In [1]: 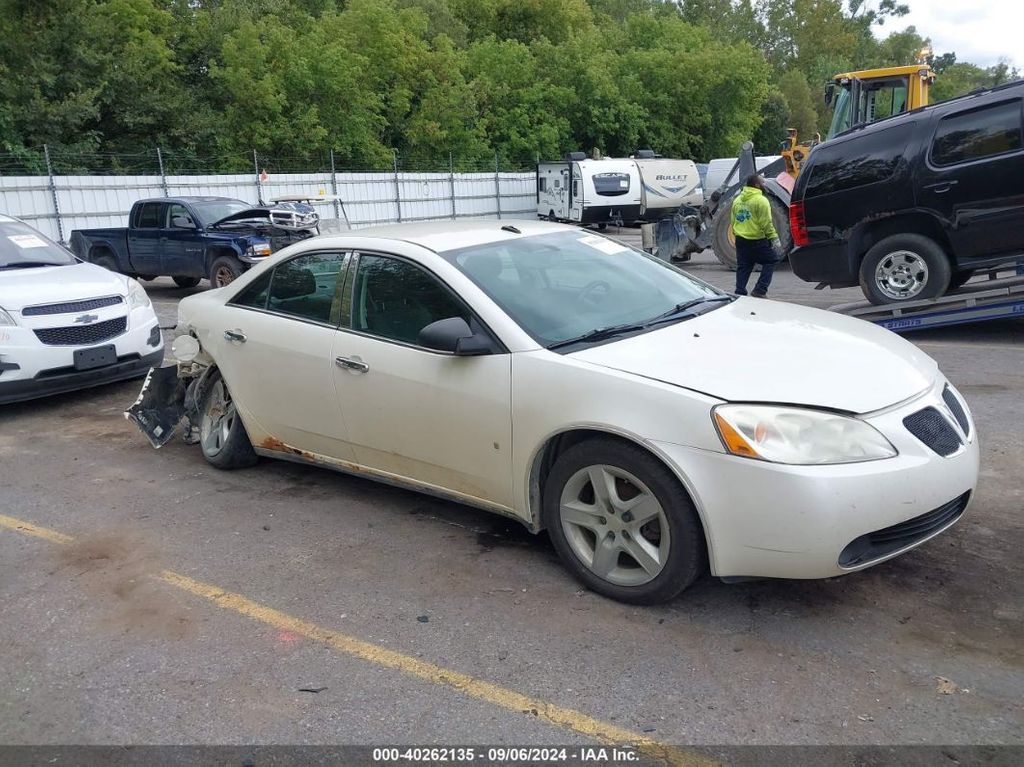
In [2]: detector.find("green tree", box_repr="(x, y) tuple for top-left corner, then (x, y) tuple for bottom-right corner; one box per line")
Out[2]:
(778, 69), (818, 140)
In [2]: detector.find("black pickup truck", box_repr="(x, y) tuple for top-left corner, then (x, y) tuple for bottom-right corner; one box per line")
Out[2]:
(69, 196), (319, 288)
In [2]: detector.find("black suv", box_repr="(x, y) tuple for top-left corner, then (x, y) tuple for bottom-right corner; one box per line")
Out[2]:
(789, 80), (1024, 304)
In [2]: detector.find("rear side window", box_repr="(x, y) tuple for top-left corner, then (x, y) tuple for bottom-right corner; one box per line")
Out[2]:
(805, 122), (915, 197)
(931, 100), (1023, 167)
(134, 203), (163, 229)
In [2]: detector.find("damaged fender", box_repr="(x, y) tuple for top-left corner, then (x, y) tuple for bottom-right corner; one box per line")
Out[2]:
(125, 364), (209, 448)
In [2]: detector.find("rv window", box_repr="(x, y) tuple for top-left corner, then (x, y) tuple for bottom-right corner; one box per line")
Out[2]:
(573, 180), (580, 196)
(593, 172), (630, 196)
(554, 179), (560, 189)
(538, 177), (547, 192)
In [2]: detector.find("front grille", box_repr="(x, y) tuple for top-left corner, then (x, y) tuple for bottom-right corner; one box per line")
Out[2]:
(33, 316), (127, 346)
(903, 407), (962, 457)
(22, 295), (123, 316)
(839, 492), (970, 567)
(942, 385), (970, 437)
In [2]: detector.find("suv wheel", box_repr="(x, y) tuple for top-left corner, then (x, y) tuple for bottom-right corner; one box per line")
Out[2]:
(859, 234), (951, 305)
(543, 438), (705, 604)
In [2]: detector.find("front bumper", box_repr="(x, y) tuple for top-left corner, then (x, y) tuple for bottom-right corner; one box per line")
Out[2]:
(0, 309), (164, 405)
(653, 381), (979, 580)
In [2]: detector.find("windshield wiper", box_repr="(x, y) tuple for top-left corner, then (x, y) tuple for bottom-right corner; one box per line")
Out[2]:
(646, 294), (734, 325)
(547, 322), (647, 350)
(0, 261), (67, 270)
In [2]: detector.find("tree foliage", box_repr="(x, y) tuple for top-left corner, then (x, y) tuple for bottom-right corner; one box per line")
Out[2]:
(0, 0), (1015, 169)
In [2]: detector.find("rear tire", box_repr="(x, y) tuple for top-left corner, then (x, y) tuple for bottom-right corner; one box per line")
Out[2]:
(137, 275), (157, 281)
(91, 252), (119, 273)
(173, 276), (201, 288)
(859, 234), (951, 305)
(543, 438), (705, 604)
(711, 199), (737, 270)
(197, 370), (258, 470)
(209, 256), (244, 288)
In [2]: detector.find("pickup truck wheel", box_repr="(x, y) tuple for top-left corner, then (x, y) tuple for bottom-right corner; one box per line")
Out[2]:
(210, 256), (243, 288)
(859, 234), (951, 305)
(198, 370), (258, 470)
(92, 254), (119, 273)
(173, 276), (201, 288)
(137, 275), (157, 281)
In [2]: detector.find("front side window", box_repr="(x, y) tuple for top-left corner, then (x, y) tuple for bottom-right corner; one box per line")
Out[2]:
(350, 254), (470, 345)
(931, 100), (1023, 167)
(441, 231), (721, 347)
(135, 203), (163, 229)
(168, 204), (196, 229)
(229, 252), (348, 325)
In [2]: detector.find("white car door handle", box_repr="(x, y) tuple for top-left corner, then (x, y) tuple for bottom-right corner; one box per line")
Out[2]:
(335, 356), (369, 373)
(223, 329), (247, 343)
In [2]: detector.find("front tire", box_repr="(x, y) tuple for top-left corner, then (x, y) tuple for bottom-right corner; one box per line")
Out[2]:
(859, 234), (951, 305)
(543, 438), (705, 604)
(209, 256), (244, 288)
(198, 370), (258, 470)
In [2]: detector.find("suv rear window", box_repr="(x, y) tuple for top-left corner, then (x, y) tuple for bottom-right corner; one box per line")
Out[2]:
(805, 122), (915, 197)
(931, 99), (1023, 167)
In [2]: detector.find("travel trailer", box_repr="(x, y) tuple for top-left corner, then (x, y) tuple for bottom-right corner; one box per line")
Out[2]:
(537, 151), (702, 226)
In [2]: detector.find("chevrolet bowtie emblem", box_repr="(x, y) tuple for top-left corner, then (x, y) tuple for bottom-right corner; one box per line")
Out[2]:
(74, 313), (99, 324)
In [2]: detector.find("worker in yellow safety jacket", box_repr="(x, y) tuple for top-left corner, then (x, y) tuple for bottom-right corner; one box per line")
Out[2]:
(731, 174), (783, 297)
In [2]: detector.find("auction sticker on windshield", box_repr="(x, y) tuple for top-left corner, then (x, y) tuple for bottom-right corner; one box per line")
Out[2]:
(578, 234), (629, 255)
(8, 234), (48, 248)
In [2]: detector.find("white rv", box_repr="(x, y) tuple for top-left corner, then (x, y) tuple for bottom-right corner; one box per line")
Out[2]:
(537, 152), (702, 226)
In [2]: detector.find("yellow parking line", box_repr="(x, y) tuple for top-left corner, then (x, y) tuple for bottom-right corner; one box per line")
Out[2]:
(0, 513), (709, 766)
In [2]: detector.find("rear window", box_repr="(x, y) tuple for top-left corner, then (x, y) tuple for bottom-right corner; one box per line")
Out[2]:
(804, 122), (915, 197)
(931, 99), (1023, 167)
(134, 202), (163, 229)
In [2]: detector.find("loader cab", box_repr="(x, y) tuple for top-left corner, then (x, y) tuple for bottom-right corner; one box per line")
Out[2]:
(826, 65), (934, 140)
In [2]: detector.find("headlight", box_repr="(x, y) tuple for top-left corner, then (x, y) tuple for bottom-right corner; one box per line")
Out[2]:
(127, 278), (151, 310)
(0, 307), (15, 326)
(713, 404), (897, 465)
(246, 242), (272, 257)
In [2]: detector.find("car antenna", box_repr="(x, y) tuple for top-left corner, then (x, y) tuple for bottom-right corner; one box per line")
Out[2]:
(501, 224), (521, 234)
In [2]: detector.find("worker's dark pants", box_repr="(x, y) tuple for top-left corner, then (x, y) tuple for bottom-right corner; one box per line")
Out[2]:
(735, 236), (778, 296)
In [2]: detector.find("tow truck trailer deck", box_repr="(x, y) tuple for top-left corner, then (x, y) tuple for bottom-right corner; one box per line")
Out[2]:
(829, 270), (1024, 333)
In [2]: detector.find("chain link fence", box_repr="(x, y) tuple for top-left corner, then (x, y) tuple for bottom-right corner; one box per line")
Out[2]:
(0, 147), (540, 243)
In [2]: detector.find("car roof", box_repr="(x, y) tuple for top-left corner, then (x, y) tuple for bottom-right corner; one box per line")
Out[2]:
(135, 196), (244, 204)
(343, 219), (573, 252)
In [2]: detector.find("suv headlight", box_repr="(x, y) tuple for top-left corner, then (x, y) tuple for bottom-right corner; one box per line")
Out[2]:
(713, 404), (897, 465)
(0, 307), (15, 326)
(127, 278), (151, 310)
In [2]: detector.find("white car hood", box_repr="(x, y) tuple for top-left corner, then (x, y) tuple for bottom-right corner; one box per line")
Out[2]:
(0, 262), (128, 312)
(571, 297), (937, 414)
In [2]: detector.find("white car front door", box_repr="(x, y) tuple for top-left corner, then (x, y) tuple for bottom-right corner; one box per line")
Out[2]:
(205, 251), (356, 459)
(330, 252), (514, 510)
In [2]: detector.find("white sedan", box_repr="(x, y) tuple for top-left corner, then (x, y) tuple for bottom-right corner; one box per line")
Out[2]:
(0, 214), (163, 404)
(131, 220), (978, 604)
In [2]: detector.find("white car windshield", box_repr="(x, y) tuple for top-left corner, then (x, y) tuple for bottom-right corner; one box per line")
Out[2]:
(0, 221), (76, 269)
(442, 230), (726, 348)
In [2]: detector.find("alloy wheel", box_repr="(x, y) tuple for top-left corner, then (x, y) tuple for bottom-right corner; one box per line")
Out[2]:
(214, 265), (236, 288)
(558, 464), (671, 586)
(875, 250), (929, 300)
(200, 379), (236, 458)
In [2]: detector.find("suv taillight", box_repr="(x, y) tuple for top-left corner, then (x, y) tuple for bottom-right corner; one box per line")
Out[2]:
(789, 200), (809, 247)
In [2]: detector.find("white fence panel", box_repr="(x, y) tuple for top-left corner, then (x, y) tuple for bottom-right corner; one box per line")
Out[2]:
(1, 169), (540, 241)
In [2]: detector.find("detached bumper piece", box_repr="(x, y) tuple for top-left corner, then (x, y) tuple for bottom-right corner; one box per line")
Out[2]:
(838, 492), (970, 568)
(124, 365), (191, 448)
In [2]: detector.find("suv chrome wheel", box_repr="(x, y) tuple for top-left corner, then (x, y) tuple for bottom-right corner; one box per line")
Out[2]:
(875, 250), (929, 300)
(558, 464), (670, 586)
